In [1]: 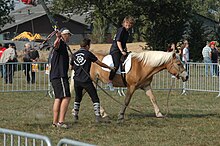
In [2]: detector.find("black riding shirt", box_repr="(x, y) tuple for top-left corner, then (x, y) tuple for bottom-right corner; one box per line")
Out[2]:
(71, 48), (98, 82)
(110, 27), (129, 54)
(50, 40), (69, 80)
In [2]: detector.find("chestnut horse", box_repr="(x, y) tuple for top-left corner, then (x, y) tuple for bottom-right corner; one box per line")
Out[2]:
(70, 51), (188, 121)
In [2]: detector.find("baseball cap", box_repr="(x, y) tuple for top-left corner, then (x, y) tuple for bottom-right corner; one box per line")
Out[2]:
(209, 41), (216, 46)
(61, 29), (73, 35)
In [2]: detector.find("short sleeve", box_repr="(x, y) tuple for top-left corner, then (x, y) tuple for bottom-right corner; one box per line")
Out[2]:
(89, 52), (98, 62)
(115, 27), (125, 42)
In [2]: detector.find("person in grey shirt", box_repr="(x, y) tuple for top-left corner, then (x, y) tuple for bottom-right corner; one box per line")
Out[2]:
(202, 41), (212, 76)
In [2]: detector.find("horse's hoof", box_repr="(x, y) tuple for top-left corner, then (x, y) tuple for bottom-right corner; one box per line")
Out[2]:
(156, 112), (165, 118)
(117, 118), (124, 124)
(117, 114), (124, 123)
(102, 116), (111, 123)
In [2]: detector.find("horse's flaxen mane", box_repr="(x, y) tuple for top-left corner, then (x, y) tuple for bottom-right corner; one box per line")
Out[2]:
(131, 51), (174, 67)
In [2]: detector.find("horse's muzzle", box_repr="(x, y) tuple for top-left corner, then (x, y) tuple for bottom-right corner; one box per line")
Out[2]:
(180, 71), (189, 82)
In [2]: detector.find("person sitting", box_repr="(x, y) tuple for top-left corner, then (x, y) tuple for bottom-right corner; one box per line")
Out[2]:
(108, 16), (135, 91)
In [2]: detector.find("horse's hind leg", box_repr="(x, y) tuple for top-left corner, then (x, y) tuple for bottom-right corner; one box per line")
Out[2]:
(118, 85), (136, 121)
(144, 86), (164, 118)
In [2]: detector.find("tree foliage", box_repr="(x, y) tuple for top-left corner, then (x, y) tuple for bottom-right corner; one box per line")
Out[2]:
(0, 0), (14, 29)
(52, 0), (219, 61)
(52, 0), (192, 47)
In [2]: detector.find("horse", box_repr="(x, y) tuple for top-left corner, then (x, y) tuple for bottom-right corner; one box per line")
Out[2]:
(70, 51), (188, 121)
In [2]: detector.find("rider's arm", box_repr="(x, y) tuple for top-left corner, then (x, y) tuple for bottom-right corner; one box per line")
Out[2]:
(116, 41), (124, 53)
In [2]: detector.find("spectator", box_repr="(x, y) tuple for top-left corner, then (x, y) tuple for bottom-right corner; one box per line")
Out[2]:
(50, 28), (72, 128)
(202, 41), (212, 76)
(0, 43), (6, 78)
(210, 41), (218, 76)
(167, 43), (176, 52)
(0, 44), (17, 84)
(182, 40), (190, 72)
(176, 41), (183, 59)
(23, 43), (39, 84)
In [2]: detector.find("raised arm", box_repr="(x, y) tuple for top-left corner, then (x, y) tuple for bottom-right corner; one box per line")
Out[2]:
(54, 31), (61, 49)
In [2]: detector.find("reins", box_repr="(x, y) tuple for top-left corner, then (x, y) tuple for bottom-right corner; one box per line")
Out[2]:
(69, 48), (145, 115)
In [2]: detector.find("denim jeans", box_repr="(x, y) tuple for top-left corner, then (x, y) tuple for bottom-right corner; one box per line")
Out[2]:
(204, 57), (212, 76)
(0, 64), (6, 78)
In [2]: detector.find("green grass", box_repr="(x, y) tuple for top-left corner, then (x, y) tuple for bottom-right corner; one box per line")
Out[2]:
(1, 90), (220, 146)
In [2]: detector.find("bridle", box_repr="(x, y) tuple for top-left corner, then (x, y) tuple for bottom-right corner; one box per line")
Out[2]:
(167, 57), (186, 79)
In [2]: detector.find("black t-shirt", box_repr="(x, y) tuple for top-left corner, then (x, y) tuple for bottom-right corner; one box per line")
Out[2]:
(29, 49), (39, 60)
(211, 48), (218, 62)
(50, 40), (69, 80)
(110, 27), (129, 54)
(71, 48), (98, 82)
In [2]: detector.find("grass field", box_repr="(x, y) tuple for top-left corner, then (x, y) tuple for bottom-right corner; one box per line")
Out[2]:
(1, 90), (220, 146)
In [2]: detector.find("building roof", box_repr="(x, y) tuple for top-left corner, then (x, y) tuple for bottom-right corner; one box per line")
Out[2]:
(1, 4), (89, 32)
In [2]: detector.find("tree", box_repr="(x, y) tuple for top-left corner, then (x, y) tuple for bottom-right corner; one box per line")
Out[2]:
(52, 0), (192, 46)
(0, 0), (14, 29)
(191, 0), (220, 22)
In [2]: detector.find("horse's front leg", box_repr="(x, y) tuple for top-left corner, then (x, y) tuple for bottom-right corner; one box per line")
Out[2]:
(118, 85), (136, 121)
(145, 86), (164, 118)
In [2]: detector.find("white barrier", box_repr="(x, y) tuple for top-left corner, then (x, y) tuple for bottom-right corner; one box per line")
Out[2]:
(1, 62), (220, 96)
(0, 128), (52, 146)
(57, 138), (95, 146)
(0, 62), (49, 92)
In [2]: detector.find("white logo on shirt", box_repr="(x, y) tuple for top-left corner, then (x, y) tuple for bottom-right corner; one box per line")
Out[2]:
(74, 53), (86, 66)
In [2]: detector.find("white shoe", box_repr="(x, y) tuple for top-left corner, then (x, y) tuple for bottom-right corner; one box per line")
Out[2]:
(107, 82), (114, 91)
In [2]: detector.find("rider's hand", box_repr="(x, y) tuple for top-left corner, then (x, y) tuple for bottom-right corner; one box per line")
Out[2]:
(121, 51), (127, 56)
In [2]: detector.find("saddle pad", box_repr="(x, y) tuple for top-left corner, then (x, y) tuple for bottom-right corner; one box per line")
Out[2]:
(101, 54), (132, 74)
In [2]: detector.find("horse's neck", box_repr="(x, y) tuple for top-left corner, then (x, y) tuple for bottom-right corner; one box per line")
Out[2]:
(146, 64), (166, 77)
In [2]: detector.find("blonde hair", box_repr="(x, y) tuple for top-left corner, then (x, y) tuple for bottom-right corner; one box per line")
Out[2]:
(123, 16), (135, 25)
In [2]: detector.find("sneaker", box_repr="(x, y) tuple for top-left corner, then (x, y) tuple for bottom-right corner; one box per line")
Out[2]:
(52, 123), (58, 128)
(57, 122), (68, 129)
(95, 115), (102, 123)
(107, 82), (114, 91)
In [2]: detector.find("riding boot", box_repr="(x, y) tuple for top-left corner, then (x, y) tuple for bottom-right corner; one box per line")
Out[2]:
(73, 102), (80, 122)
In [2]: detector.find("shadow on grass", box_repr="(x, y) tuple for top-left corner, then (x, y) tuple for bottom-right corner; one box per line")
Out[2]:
(127, 113), (220, 119)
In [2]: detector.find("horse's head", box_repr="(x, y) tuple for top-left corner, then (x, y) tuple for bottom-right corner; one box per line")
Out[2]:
(166, 53), (188, 82)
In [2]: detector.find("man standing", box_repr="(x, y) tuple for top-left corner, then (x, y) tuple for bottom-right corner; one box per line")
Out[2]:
(0, 44), (17, 84)
(0, 43), (6, 78)
(202, 41), (212, 76)
(210, 41), (218, 76)
(71, 38), (115, 123)
(23, 43), (39, 84)
(182, 40), (190, 72)
(50, 28), (72, 128)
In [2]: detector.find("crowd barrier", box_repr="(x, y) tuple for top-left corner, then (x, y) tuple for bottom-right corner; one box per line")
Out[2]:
(57, 138), (95, 146)
(0, 62), (49, 92)
(0, 128), (52, 146)
(0, 128), (95, 146)
(0, 62), (220, 96)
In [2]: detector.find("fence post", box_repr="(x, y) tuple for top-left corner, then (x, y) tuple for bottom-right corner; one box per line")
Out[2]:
(217, 64), (220, 97)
